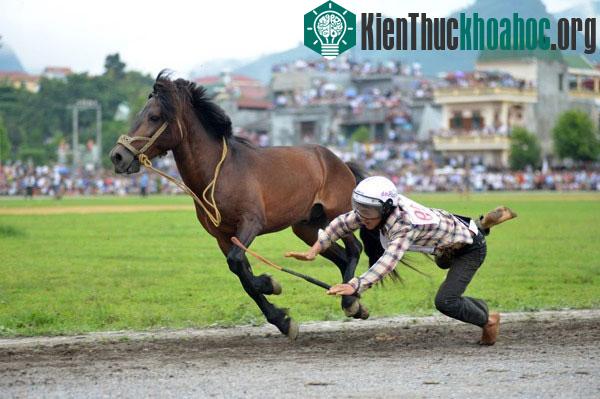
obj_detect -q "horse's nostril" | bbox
[115,153,122,162]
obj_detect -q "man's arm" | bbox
[286,211,360,261]
[345,236,411,294]
[317,211,361,251]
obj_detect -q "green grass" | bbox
[1,192,599,336]
[0,195,191,208]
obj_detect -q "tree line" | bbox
[510,110,600,170]
[0,53,153,166]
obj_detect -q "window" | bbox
[450,112,463,129]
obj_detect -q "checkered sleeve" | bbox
[348,229,413,294]
[317,211,361,251]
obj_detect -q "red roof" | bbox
[194,74,263,87]
[0,71,39,82]
[194,74,269,105]
[237,97,272,110]
[230,75,259,82]
[194,76,221,85]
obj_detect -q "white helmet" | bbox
[352,176,398,217]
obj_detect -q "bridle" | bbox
[116,119,226,228]
[116,120,182,158]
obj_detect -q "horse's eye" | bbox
[149,115,161,122]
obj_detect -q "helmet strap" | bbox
[381,198,394,215]
[377,201,396,230]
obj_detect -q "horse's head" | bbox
[109,71,185,174]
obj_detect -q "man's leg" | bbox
[480,206,517,230]
[434,233,489,328]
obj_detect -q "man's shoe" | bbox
[479,312,501,346]
[481,206,517,229]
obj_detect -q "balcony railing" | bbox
[434,86,537,103]
[568,88,600,99]
[433,134,510,151]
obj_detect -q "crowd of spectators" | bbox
[437,70,534,91]
[390,169,600,192]
[272,59,430,127]
[272,59,423,77]
[0,158,183,198]
[330,141,600,192]
[3,140,597,199]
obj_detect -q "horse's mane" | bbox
[152,70,240,143]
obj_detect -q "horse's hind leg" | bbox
[291,218,368,319]
[220,221,297,339]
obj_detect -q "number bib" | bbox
[378,195,440,253]
[397,194,440,226]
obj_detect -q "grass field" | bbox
[1,192,599,337]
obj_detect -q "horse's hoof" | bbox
[356,303,370,320]
[343,300,360,317]
[269,276,282,295]
[286,318,299,341]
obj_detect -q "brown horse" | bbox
[109,72,369,338]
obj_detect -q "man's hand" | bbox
[285,241,322,261]
[285,250,317,261]
[327,283,356,296]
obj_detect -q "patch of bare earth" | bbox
[1,310,599,398]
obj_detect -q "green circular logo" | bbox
[304,1,356,59]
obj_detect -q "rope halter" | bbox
[115,120,226,227]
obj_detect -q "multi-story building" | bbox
[433,50,599,167]
[269,63,431,145]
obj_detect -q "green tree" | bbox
[509,127,541,170]
[0,114,11,163]
[104,53,126,80]
[0,55,153,162]
[350,126,371,143]
[552,109,600,162]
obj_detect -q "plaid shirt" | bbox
[317,204,474,294]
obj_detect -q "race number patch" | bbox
[397,195,440,226]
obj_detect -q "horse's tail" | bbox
[345,161,369,186]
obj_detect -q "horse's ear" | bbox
[190,85,232,139]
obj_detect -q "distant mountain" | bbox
[191,0,598,82]
[0,44,24,72]
[189,57,255,79]
[553,1,600,44]
[190,45,320,83]
[555,0,600,20]
[233,45,320,83]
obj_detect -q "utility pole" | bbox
[69,100,102,169]
[72,106,78,168]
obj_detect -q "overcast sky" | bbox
[0,0,578,77]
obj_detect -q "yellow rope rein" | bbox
[138,136,227,227]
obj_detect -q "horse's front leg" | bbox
[220,220,298,339]
[340,234,369,319]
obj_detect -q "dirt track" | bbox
[1,310,599,398]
